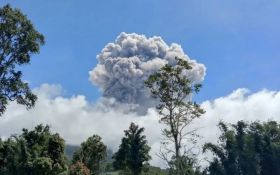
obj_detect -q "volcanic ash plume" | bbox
[89,32,206,113]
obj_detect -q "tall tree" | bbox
[72,135,107,175]
[0,124,68,175]
[145,57,204,175]
[113,122,151,175]
[0,4,44,116]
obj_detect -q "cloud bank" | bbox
[0,84,164,166]
[1,85,280,167]
[89,32,206,113]
[197,88,280,144]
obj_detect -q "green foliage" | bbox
[0,4,44,116]
[73,135,107,175]
[203,120,280,175]
[0,124,68,175]
[142,166,168,175]
[145,57,204,174]
[167,156,203,175]
[69,161,91,175]
[113,123,151,175]
[65,145,80,163]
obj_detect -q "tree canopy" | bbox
[69,161,91,175]
[0,4,44,116]
[72,134,107,175]
[204,120,280,175]
[0,124,68,175]
[113,122,151,175]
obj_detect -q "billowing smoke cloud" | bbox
[89,33,206,113]
[1,85,280,168]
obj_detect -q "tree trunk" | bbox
[169,108,181,175]
[174,134,182,175]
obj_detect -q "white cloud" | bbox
[0,84,164,166]
[196,88,280,145]
[1,85,280,168]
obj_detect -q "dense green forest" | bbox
[1,120,280,175]
[1,4,280,175]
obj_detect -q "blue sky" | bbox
[1,0,280,102]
